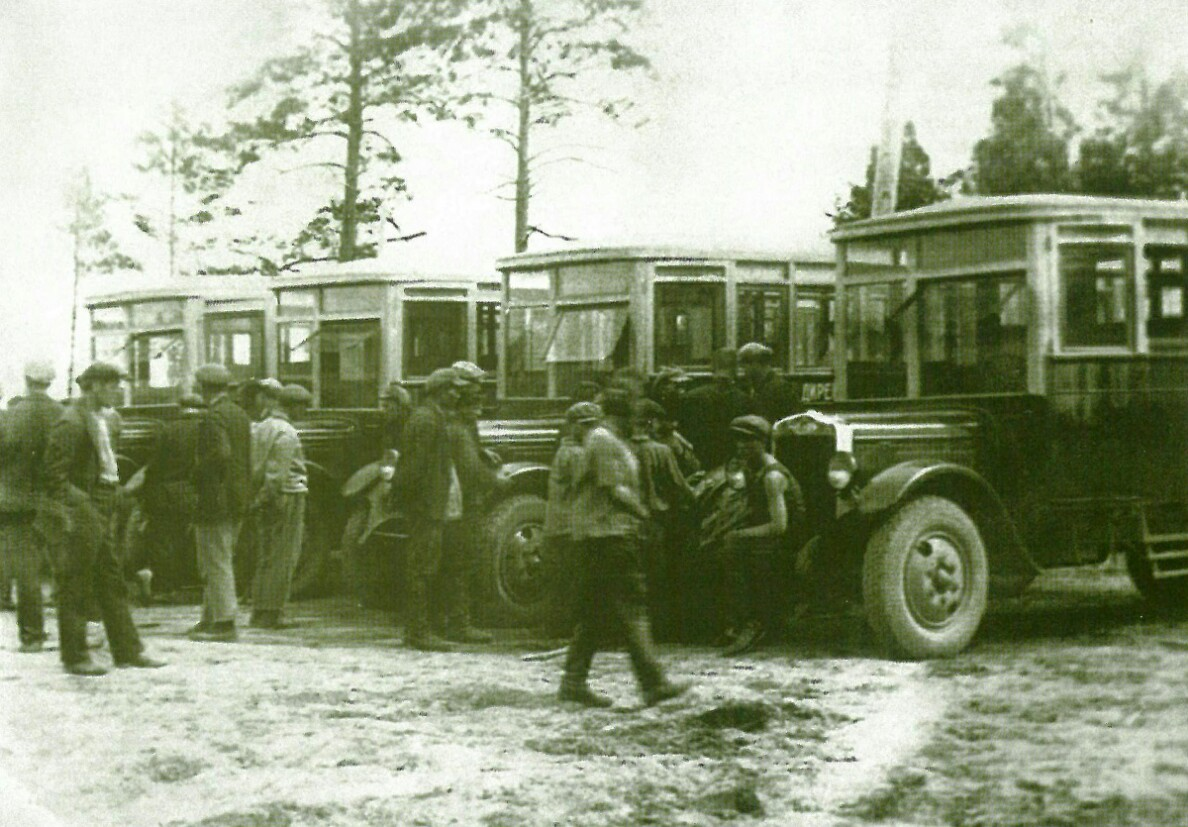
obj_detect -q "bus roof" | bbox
[496,244,834,271]
[831,194,1188,241]
[85,274,270,308]
[270,264,497,291]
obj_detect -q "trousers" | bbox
[562,535,664,693]
[0,516,46,646]
[251,494,306,614]
[403,516,444,641]
[50,486,142,666]
[434,519,478,631]
[196,519,240,624]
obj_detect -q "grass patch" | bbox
[439,685,547,712]
[165,802,341,827]
[142,753,207,783]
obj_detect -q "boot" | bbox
[189,620,238,642]
[445,624,493,644]
[558,681,613,708]
[64,659,107,677]
[405,578,455,652]
[643,679,690,707]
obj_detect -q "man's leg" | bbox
[404,518,450,651]
[252,496,305,625]
[603,537,666,695]
[440,521,489,642]
[560,541,611,707]
[7,519,46,648]
[193,520,238,639]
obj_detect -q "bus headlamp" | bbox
[827,452,857,490]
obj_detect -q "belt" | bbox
[95,480,120,490]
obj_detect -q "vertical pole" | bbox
[514,0,532,252]
[871,34,904,218]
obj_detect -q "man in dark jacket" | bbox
[394,367,462,652]
[738,342,800,425]
[680,347,748,470]
[0,360,63,652]
[139,394,205,595]
[40,361,164,675]
[191,364,252,642]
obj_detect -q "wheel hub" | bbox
[500,523,546,605]
[904,533,967,628]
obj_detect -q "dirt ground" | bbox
[2,565,1187,827]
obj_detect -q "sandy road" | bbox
[1,567,1185,826]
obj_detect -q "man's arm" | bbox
[43,417,75,502]
[590,433,649,520]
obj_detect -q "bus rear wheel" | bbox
[862,496,989,659]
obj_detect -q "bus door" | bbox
[205,312,265,387]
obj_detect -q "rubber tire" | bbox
[477,493,551,627]
[862,496,989,659]
[1124,543,1188,612]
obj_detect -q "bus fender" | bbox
[855,460,1038,582]
[496,461,550,499]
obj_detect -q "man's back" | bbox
[0,392,63,512]
[196,395,252,523]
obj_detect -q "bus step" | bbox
[1147,548,1188,561]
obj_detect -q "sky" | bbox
[2,0,1187,397]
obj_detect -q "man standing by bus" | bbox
[40,362,164,675]
[0,360,62,652]
[249,384,310,629]
[395,367,462,652]
[738,342,799,425]
[560,389,687,708]
[191,364,251,643]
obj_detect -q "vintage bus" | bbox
[776,195,1188,657]
[496,245,836,403]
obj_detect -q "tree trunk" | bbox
[513,0,532,253]
[66,222,82,398]
[339,0,365,262]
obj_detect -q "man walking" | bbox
[248,384,310,629]
[560,390,687,708]
[393,367,462,652]
[39,362,164,675]
[0,361,63,652]
[191,364,251,642]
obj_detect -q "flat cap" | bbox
[566,401,603,425]
[634,398,667,420]
[257,377,283,398]
[178,393,206,410]
[738,342,774,363]
[425,367,459,395]
[280,383,313,405]
[23,359,56,384]
[76,361,125,387]
[730,414,772,441]
[598,387,633,419]
[450,361,486,384]
[194,363,232,387]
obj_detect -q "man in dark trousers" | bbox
[39,362,164,675]
[139,393,204,595]
[190,363,252,642]
[738,342,799,425]
[435,361,502,643]
[560,390,688,708]
[394,367,462,652]
[680,347,747,471]
[0,360,63,652]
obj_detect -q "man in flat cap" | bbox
[0,360,63,652]
[561,388,688,708]
[433,361,502,643]
[392,367,463,651]
[190,363,252,642]
[138,393,205,596]
[679,347,748,471]
[40,362,164,674]
[738,341,799,426]
[718,414,805,656]
[248,384,310,628]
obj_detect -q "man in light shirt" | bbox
[248,383,311,629]
[39,362,164,676]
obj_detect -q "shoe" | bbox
[64,660,108,677]
[643,680,690,707]
[721,624,765,657]
[714,627,738,648]
[187,621,210,636]
[115,654,166,669]
[250,611,279,629]
[189,622,238,643]
[18,640,44,654]
[405,633,455,653]
[558,684,614,708]
[444,626,493,644]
